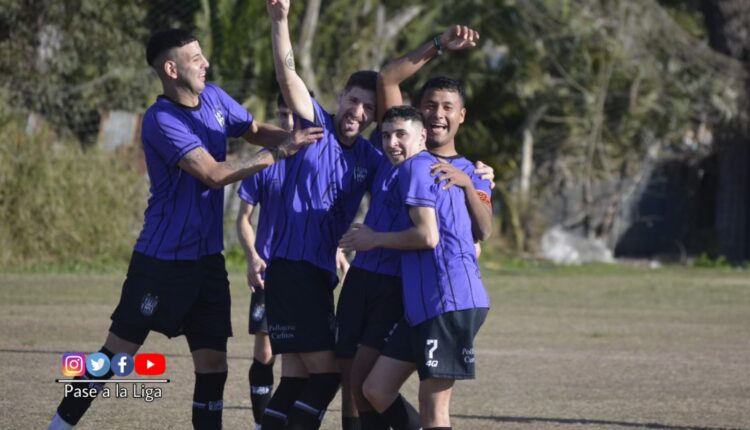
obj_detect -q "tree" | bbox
[700,0,750,261]
[0,0,154,144]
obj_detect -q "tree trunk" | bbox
[298,0,322,98]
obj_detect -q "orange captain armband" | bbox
[476,190,492,207]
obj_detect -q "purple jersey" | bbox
[398,151,491,325]
[135,83,253,260]
[237,155,286,261]
[269,98,382,282]
[351,156,408,277]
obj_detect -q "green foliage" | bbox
[0,118,147,269]
[0,0,153,144]
[658,0,707,38]
[0,0,743,267]
[693,252,732,268]
[223,246,248,272]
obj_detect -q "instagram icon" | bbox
[62,353,86,377]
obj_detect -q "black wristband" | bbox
[433,36,443,56]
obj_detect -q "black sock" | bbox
[192,371,227,430]
[286,372,341,430]
[249,359,274,424]
[55,347,115,426]
[260,376,308,430]
[342,415,362,430]
[359,410,389,430]
[380,394,421,430]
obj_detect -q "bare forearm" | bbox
[179,148,276,189]
[247,123,291,148]
[218,152,277,186]
[271,19,295,84]
[378,38,438,123]
[465,187,493,241]
[236,216,260,263]
[380,39,438,86]
[374,227,437,250]
[270,19,314,120]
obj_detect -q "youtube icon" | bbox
[134,353,166,376]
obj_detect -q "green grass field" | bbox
[1,264,749,429]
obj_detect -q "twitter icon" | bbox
[86,352,111,377]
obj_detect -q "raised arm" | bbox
[339,206,439,252]
[377,25,479,124]
[267,0,315,122]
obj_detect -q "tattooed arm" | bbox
[178,124,324,189]
[267,0,315,122]
[178,147,276,189]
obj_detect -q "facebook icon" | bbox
[111,353,134,377]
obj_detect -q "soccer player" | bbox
[343,26,492,430]
[47,29,323,430]
[260,1,382,429]
[337,25,492,430]
[343,129,491,430]
[236,93,350,430]
[336,105,429,430]
[378,25,493,243]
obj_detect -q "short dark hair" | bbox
[146,29,198,66]
[416,76,466,106]
[382,105,424,127]
[344,70,377,93]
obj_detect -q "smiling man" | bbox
[47,29,322,430]
[260,2,384,430]
[347,25,493,430]
[378,26,493,244]
[336,105,427,430]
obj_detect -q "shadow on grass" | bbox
[454,414,748,430]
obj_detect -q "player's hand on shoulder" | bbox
[431,159,473,190]
[266,0,290,21]
[281,122,324,157]
[440,25,480,51]
[474,160,496,189]
[339,223,377,252]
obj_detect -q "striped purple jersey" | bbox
[269,98,382,282]
[135,83,253,260]
[237,156,286,261]
[398,151,492,325]
[351,156,408,277]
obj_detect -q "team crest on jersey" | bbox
[214,110,225,128]
[353,166,368,182]
[252,303,266,322]
[139,293,159,316]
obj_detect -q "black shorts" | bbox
[381,308,488,380]
[264,258,336,354]
[109,252,232,344]
[335,267,403,358]
[249,289,268,334]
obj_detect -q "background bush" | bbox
[0,116,147,269]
